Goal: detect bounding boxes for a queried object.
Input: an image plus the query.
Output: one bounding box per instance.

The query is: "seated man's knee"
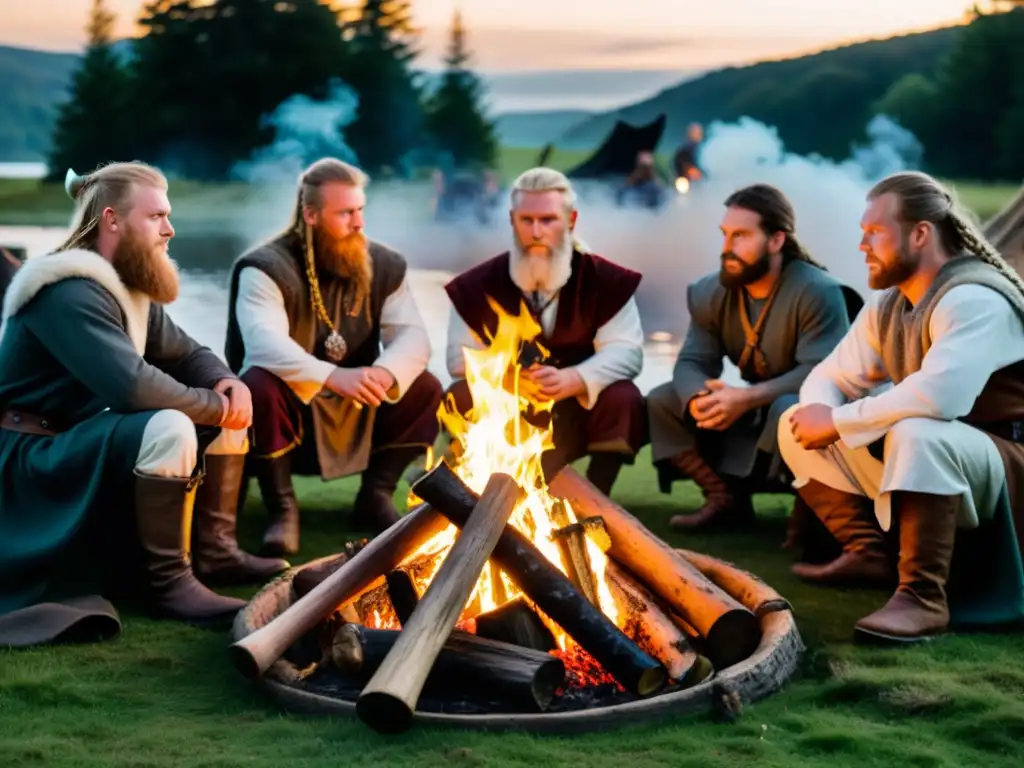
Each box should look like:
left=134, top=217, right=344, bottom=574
left=240, top=366, right=286, bottom=407
left=206, top=427, right=249, bottom=456
left=136, top=409, right=198, bottom=478
left=595, top=380, right=644, bottom=412
left=646, top=382, right=684, bottom=420
left=412, top=371, right=444, bottom=406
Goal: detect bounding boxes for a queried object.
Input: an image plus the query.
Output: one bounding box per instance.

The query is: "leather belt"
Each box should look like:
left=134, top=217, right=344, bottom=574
left=0, top=409, right=62, bottom=437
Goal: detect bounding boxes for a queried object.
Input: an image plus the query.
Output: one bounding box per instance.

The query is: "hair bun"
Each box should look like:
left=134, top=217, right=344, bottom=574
left=64, top=168, right=89, bottom=200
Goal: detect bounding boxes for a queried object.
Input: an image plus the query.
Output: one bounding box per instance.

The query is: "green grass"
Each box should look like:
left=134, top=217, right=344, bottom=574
left=3, top=448, right=1024, bottom=767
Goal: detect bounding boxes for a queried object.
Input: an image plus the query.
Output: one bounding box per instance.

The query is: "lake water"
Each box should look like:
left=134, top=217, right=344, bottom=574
left=0, top=224, right=715, bottom=393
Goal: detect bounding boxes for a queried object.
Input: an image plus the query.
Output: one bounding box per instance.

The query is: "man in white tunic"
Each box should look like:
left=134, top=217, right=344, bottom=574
left=224, top=159, right=440, bottom=551
left=444, top=167, right=646, bottom=496
left=780, top=170, right=1024, bottom=643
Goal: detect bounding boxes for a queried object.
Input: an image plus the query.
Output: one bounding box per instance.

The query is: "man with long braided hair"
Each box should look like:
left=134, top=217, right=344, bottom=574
left=225, top=158, right=439, bottom=551
left=647, top=183, right=859, bottom=531
left=781, top=170, right=1024, bottom=643
left=0, top=162, right=286, bottom=648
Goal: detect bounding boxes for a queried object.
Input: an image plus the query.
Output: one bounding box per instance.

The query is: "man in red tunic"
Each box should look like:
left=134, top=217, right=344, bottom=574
left=443, top=167, right=646, bottom=496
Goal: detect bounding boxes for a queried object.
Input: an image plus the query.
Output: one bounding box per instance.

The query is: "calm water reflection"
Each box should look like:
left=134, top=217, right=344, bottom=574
left=1, top=224, right=732, bottom=393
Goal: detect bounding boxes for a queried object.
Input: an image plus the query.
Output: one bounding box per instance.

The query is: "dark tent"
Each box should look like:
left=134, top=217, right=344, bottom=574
left=563, top=114, right=667, bottom=180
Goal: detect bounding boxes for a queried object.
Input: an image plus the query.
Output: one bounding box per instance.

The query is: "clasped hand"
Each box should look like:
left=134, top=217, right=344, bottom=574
left=688, top=379, right=751, bottom=431
left=519, top=364, right=585, bottom=403
left=214, top=378, right=253, bottom=430
left=788, top=403, right=840, bottom=449
left=325, top=366, right=395, bottom=407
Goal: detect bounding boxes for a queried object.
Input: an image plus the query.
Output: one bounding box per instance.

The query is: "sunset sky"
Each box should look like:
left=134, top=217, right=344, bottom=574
left=2, top=0, right=979, bottom=70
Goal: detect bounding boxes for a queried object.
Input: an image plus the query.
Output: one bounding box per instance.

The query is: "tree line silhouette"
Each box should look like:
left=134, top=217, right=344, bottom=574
left=48, top=0, right=497, bottom=181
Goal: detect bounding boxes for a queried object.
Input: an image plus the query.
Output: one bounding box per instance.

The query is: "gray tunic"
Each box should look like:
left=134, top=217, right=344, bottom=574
left=0, top=250, right=232, bottom=615
left=649, top=258, right=854, bottom=479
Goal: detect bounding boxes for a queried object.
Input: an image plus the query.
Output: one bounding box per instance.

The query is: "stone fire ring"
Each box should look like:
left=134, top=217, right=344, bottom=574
left=232, top=553, right=805, bottom=734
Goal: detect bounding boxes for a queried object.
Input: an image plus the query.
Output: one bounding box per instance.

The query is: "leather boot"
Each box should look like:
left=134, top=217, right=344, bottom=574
left=791, top=480, right=894, bottom=586
left=352, top=447, right=424, bottom=534
left=586, top=453, right=626, bottom=497
left=781, top=495, right=811, bottom=550
left=133, top=470, right=246, bottom=624
left=255, top=454, right=300, bottom=557
left=193, top=454, right=291, bottom=586
left=855, top=491, right=956, bottom=643
left=668, top=449, right=754, bottom=530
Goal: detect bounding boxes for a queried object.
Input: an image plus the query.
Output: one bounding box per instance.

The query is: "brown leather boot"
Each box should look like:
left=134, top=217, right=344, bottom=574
left=255, top=454, right=300, bottom=557
left=193, top=454, right=291, bottom=586
left=133, top=471, right=246, bottom=624
left=855, top=491, right=956, bottom=643
left=790, top=480, right=894, bottom=586
left=781, top=495, right=812, bottom=551
left=586, top=453, right=626, bottom=497
left=668, top=449, right=754, bottom=530
left=352, top=447, right=423, bottom=534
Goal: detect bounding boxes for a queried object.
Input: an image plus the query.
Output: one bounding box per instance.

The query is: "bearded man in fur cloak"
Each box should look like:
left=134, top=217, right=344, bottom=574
left=0, top=162, right=286, bottom=648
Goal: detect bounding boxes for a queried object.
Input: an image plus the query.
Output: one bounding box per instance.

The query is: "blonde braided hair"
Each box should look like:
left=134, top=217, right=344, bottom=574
left=56, top=162, right=168, bottom=253
left=868, top=171, right=1024, bottom=298
left=276, top=158, right=372, bottom=323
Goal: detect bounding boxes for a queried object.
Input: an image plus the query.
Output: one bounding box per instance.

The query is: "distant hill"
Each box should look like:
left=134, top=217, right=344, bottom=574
left=558, top=26, right=962, bottom=159
left=0, top=27, right=962, bottom=164
left=493, top=110, right=592, bottom=148
left=0, top=45, right=78, bottom=161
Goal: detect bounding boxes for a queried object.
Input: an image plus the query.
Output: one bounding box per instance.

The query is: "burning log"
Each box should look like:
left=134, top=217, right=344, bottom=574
left=230, top=504, right=450, bottom=680
left=357, top=473, right=526, bottom=734
left=333, top=624, right=564, bottom=712
left=385, top=569, right=420, bottom=625
left=550, top=500, right=600, bottom=606
left=605, top=561, right=712, bottom=687
left=413, top=461, right=668, bottom=698
left=548, top=467, right=760, bottom=670
left=676, top=549, right=792, bottom=617
left=474, top=596, right=557, bottom=652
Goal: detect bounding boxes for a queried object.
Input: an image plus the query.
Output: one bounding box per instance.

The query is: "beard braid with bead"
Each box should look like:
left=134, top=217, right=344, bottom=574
left=273, top=190, right=373, bottom=329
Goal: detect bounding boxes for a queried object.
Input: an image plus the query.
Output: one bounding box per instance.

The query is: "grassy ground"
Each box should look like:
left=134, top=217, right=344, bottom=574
left=2, top=450, right=1023, bottom=767
left=1, top=148, right=1018, bottom=228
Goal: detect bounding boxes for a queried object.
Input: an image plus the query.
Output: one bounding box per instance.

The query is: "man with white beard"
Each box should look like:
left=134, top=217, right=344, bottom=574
left=443, top=167, right=646, bottom=496
left=0, top=162, right=280, bottom=648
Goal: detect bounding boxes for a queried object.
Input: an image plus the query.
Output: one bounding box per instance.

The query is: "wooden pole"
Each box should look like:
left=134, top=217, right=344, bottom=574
left=356, top=473, right=525, bottom=734
left=605, top=561, right=712, bottom=687
left=333, top=624, right=565, bottom=711
left=548, top=466, right=760, bottom=670
left=413, top=461, right=668, bottom=697
left=676, top=549, right=792, bottom=617
left=229, top=504, right=450, bottom=680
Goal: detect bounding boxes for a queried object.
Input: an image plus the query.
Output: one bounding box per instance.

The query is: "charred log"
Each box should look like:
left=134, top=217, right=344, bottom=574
left=413, top=461, right=667, bottom=697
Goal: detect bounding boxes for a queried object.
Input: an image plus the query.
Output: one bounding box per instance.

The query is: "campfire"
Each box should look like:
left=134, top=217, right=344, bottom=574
left=230, top=302, right=768, bottom=734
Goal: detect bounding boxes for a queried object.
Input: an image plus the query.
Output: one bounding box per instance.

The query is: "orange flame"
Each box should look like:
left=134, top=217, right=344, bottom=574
left=387, top=299, right=620, bottom=650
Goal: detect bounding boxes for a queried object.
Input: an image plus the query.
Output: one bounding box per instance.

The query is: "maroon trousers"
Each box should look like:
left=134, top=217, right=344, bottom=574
left=242, top=367, right=442, bottom=474
left=445, top=378, right=647, bottom=480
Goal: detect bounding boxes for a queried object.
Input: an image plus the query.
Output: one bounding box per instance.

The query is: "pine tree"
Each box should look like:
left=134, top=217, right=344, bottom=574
left=423, top=10, right=497, bottom=170
left=47, top=0, right=132, bottom=180
left=341, top=0, right=426, bottom=174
